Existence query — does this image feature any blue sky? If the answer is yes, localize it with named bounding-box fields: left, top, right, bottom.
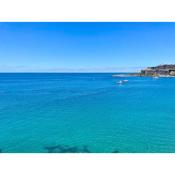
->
left=0, top=22, right=175, bottom=72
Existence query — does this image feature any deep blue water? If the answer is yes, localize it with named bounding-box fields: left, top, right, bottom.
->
left=0, top=73, right=175, bottom=153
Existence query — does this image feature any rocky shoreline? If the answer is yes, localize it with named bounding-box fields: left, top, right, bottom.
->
left=113, top=64, right=175, bottom=77
left=140, top=64, right=175, bottom=76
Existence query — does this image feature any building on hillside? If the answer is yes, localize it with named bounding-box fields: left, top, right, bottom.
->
left=140, top=64, right=175, bottom=76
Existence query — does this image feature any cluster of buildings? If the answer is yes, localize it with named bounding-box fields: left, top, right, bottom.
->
left=140, top=64, right=175, bottom=76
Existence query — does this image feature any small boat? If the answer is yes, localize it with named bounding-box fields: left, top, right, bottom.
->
left=117, top=80, right=123, bottom=84
left=153, top=76, right=159, bottom=79
left=123, top=80, right=128, bottom=82
left=117, top=80, right=128, bottom=84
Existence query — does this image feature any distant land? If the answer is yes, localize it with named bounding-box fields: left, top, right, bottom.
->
left=140, top=64, right=175, bottom=76
left=113, top=64, right=175, bottom=77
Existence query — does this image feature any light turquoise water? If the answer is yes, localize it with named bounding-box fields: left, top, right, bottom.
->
left=0, top=73, right=175, bottom=153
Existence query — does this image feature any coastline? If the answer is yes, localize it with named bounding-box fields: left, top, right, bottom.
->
left=113, top=64, right=175, bottom=78
left=112, top=73, right=175, bottom=78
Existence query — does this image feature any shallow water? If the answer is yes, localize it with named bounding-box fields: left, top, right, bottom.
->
left=0, top=73, right=175, bottom=153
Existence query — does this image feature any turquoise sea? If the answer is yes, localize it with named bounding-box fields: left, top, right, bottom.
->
left=0, top=73, right=175, bottom=153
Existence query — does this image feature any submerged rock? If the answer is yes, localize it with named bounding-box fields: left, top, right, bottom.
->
left=82, top=146, right=91, bottom=153
left=44, top=144, right=91, bottom=153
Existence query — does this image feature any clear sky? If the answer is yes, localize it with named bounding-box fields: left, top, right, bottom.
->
left=0, top=22, right=175, bottom=72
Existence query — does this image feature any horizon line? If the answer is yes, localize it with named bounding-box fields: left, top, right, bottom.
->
left=0, top=71, right=139, bottom=73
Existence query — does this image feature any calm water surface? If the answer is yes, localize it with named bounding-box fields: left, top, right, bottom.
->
left=0, top=73, right=175, bottom=153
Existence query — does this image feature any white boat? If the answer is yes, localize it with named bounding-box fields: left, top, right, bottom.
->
left=153, top=76, right=159, bottom=79
left=123, top=80, right=128, bottom=82
left=117, top=80, right=128, bottom=84
left=117, top=80, right=123, bottom=84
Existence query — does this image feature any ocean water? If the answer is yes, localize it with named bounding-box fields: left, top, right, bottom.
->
left=0, top=73, right=175, bottom=153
